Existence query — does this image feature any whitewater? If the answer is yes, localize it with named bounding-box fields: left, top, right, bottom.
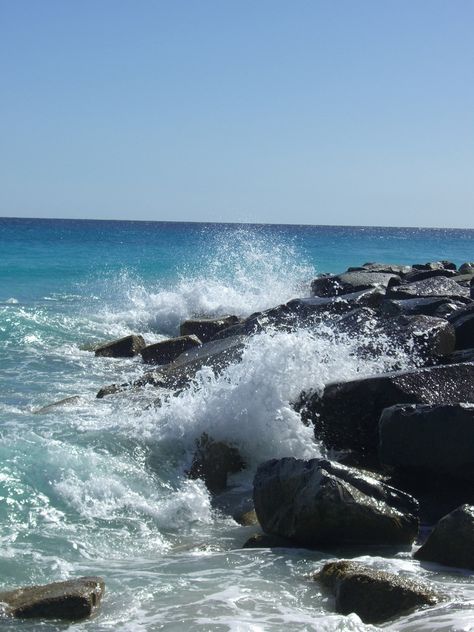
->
left=1, top=219, right=474, bottom=631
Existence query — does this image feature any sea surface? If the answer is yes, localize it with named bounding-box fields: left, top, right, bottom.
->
left=1, top=217, right=473, bottom=631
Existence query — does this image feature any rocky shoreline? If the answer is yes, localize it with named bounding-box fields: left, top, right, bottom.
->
left=6, top=259, right=474, bottom=625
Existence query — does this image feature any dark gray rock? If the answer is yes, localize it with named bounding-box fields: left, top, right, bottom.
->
left=379, top=403, right=474, bottom=483
left=453, top=273, right=474, bottom=288
left=403, top=268, right=457, bottom=283
left=412, top=261, right=457, bottom=271
left=242, top=533, right=299, bottom=549
left=448, top=304, right=474, bottom=350
left=414, top=504, right=474, bottom=570
left=234, top=509, right=259, bottom=526
left=94, top=334, right=146, bottom=358
left=253, top=458, right=419, bottom=547
left=187, top=434, right=245, bottom=494
left=33, top=396, right=82, bottom=414
left=459, top=262, right=474, bottom=275
left=381, top=297, right=468, bottom=319
left=347, top=262, right=412, bottom=276
left=140, top=334, right=201, bottom=364
left=315, top=560, right=438, bottom=624
left=299, top=363, right=474, bottom=464
left=180, top=316, right=241, bottom=342
left=96, top=383, right=127, bottom=398
left=442, top=347, right=474, bottom=365
left=387, top=276, right=470, bottom=301
left=311, top=271, right=400, bottom=297
left=0, top=576, right=104, bottom=621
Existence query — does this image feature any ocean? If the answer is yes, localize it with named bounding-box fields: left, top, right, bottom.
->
left=1, top=217, right=473, bottom=631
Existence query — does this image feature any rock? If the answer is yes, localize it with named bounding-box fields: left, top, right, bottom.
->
left=234, top=509, right=259, bottom=526
left=94, top=334, right=146, bottom=358
left=448, top=304, right=474, bottom=349
left=381, top=297, right=468, bottom=319
left=242, top=533, right=299, bottom=549
left=311, top=271, right=400, bottom=297
left=0, top=576, right=104, bottom=621
left=140, top=334, right=201, bottom=365
left=347, top=262, right=412, bottom=276
left=413, top=261, right=457, bottom=271
left=459, top=262, right=474, bottom=275
left=387, top=276, right=470, bottom=301
left=187, top=434, right=245, bottom=494
left=453, top=273, right=474, bottom=288
left=180, top=316, right=241, bottom=343
left=299, top=363, right=474, bottom=464
left=96, top=383, right=127, bottom=398
left=315, top=560, right=438, bottom=624
left=379, top=403, right=474, bottom=483
left=415, top=505, right=474, bottom=570
left=402, top=268, right=457, bottom=283
left=442, top=347, right=474, bottom=365
left=253, top=458, right=419, bottom=547
left=33, top=395, right=82, bottom=414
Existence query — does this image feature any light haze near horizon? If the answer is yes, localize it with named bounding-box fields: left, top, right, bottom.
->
left=0, top=1, right=473, bottom=228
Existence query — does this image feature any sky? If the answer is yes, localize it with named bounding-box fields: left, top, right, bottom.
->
left=0, top=1, right=473, bottom=228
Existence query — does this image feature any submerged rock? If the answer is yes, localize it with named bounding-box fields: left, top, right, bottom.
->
left=379, top=403, right=474, bottom=483
left=314, top=560, right=438, bottom=624
left=299, top=362, right=474, bottom=464
left=140, top=334, right=201, bottom=364
left=180, top=316, right=241, bottom=343
left=253, top=458, right=419, bottom=547
left=187, top=434, right=245, bottom=494
left=94, top=334, right=146, bottom=358
left=0, top=576, right=104, bottom=621
left=414, top=505, right=474, bottom=570
left=33, top=395, right=82, bottom=414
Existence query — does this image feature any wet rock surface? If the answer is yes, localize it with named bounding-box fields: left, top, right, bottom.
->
left=253, top=458, right=419, bottom=547
left=180, top=316, right=241, bottom=342
left=95, top=334, right=146, bottom=358
left=0, top=577, right=105, bottom=621
left=140, top=334, right=201, bottom=364
left=311, top=271, right=401, bottom=297
left=387, top=276, right=470, bottom=301
left=448, top=304, right=474, bottom=349
left=314, top=560, right=438, bottom=623
left=188, top=434, right=245, bottom=494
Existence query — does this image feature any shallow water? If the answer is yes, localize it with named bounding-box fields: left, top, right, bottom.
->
left=1, top=219, right=473, bottom=630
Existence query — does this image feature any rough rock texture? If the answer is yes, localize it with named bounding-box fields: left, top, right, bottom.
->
left=0, top=577, right=104, bottom=621
left=379, top=403, right=474, bottom=483
left=253, top=458, right=419, bottom=547
left=381, top=297, right=468, bottom=319
left=94, top=334, right=146, bottom=358
left=300, top=363, right=474, bottom=464
left=180, top=316, right=241, bottom=342
left=140, top=334, right=201, bottom=365
left=459, top=262, right=474, bottom=275
left=387, top=276, right=470, bottom=301
left=347, top=262, right=412, bottom=276
left=412, top=261, right=457, bottom=271
left=311, top=271, right=400, bottom=297
left=414, top=505, right=474, bottom=570
left=402, top=268, right=457, bottom=284
left=448, top=304, right=474, bottom=350
left=187, top=434, right=245, bottom=494
left=315, top=561, right=438, bottom=624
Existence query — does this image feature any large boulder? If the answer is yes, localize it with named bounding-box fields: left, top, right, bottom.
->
left=347, top=262, right=412, bottom=276
left=314, top=560, right=438, bottom=624
left=299, top=363, right=474, bottom=464
left=94, top=334, right=146, bottom=358
left=180, top=316, right=241, bottom=342
left=448, top=304, right=474, bottom=349
left=387, top=276, right=470, bottom=301
left=379, top=403, right=474, bottom=483
left=459, top=262, right=474, bottom=275
left=414, top=505, right=474, bottom=570
left=253, top=458, right=419, bottom=547
left=402, top=268, right=457, bottom=284
left=311, top=271, right=400, bottom=297
left=381, top=297, right=469, bottom=319
left=0, top=577, right=104, bottom=621
left=140, top=334, right=201, bottom=364
left=187, top=434, right=245, bottom=494
left=412, top=261, right=457, bottom=271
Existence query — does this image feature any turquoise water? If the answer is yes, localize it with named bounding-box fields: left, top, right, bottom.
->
left=1, top=218, right=473, bottom=631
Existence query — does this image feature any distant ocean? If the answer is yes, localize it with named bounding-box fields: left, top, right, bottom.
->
left=1, top=217, right=473, bottom=631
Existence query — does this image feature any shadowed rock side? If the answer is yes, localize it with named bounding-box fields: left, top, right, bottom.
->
left=140, top=334, right=201, bottom=364
left=311, top=271, right=401, bottom=297
left=253, top=458, right=419, bottom=547
left=95, top=334, right=146, bottom=358
left=415, top=505, right=474, bottom=570
left=0, top=577, right=105, bottom=621
left=180, top=316, right=241, bottom=342
left=314, top=561, right=439, bottom=624
left=187, top=434, right=245, bottom=494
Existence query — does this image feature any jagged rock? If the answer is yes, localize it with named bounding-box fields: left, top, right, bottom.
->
left=311, top=271, right=400, bottom=297
left=412, top=261, right=457, bottom=271
left=453, top=273, right=474, bottom=288
left=94, top=334, right=146, bottom=358
left=299, top=363, right=474, bottom=464
left=242, top=533, right=299, bottom=548
left=34, top=396, right=82, bottom=414
left=314, top=560, right=438, bottom=624
left=448, top=304, right=474, bottom=350
left=140, top=334, right=201, bottom=364
left=180, top=316, right=241, bottom=342
left=187, top=434, right=245, bottom=494
left=379, top=403, right=474, bottom=483
left=96, top=383, right=127, bottom=398
left=253, top=458, right=419, bottom=547
left=403, top=268, right=457, bottom=283
left=415, top=505, right=474, bottom=570
left=381, top=297, right=468, bottom=319
left=347, top=262, right=412, bottom=276
left=387, top=276, right=470, bottom=301
left=459, top=262, right=474, bottom=275
left=0, top=576, right=104, bottom=621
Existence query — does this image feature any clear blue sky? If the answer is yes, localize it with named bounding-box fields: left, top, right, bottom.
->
left=0, top=1, right=473, bottom=227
